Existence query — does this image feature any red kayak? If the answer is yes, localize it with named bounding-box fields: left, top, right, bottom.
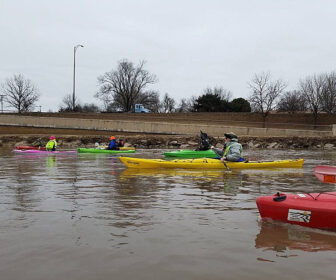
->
left=15, top=145, right=46, bottom=151
left=256, top=192, right=336, bottom=229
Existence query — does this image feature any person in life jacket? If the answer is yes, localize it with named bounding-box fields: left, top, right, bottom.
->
left=197, top=131, right=211, bottom=151
left=212, top=132, right=243, bottom=162
left=106, top=136, right=119, bottom=150
left=46, top=136, right=57, bottom=151
left=32, top=137, right=43, bottom=147
left=221, top=132, right=243, bottom=162
left=117, top=139, right=125, bottom=147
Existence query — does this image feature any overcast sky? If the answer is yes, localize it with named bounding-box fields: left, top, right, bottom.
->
left=1, top=0, right=336, bottom=111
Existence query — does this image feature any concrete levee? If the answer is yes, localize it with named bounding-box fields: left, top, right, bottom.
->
left=0, top=115, right=333, bottom=137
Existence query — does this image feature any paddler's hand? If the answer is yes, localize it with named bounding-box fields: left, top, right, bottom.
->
left=220, top=157, right=227, bottom=162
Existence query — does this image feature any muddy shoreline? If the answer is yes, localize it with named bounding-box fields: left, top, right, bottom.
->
left=1, top=134, right=336, bottom=150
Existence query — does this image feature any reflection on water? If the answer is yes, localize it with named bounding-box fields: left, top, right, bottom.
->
left=120, top=168, right=245, bottom=193
left=0, top=149, right=336, bottom=279
left=120, top=168, right=304, bottom=194
left=256, top=221, right=336, bottom=255
left=46, top=155, right=56, bottom=168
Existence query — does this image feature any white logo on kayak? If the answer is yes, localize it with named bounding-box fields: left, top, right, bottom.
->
left=287, top=209, right=311, bottom=223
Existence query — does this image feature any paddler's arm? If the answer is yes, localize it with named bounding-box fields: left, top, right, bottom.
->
left=211, top=146, right=224, bottom=157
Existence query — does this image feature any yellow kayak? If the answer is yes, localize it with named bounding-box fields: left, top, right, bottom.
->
left=119, top=157, right=304, bottom=169
left=96, top=146, right=135, bottom=151
left=119, top=147, right=135, bottom=150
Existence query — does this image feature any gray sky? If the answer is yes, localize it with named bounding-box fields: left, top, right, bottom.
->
left=1, top=0, right=336, bottom=111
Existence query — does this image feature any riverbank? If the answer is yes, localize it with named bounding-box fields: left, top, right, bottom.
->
left=2, top=134, right=336, bottom=150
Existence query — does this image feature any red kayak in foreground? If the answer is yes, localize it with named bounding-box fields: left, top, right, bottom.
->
left=256, top=192, right=336, bottom=229
left=15, top=145, right=46, bottom=151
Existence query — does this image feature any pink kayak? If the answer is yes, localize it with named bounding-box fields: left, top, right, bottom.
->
left=13, top=149, right=76, bottom=154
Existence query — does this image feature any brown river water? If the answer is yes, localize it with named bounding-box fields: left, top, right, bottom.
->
left=0, top=148, right=335, bottom=280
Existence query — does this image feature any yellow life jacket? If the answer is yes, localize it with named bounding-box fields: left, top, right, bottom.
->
left=224, top=144, right=231, bottom=156
left=46, top=140, right=57, bottom=150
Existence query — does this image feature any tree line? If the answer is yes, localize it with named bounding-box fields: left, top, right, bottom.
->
left=1, top=59, right=336, bottom=123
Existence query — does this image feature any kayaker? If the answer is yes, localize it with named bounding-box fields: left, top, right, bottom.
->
left=46, top=136, right=57, bottom=151
left=212, top=132, right=243, bottom=162
left=106, top=136, right=119, bottom=150
left=32, top=137, right=43, bottom=147
left=197, top=131, right=211, bottom=151
left=117, top=139, right=125, bottom=147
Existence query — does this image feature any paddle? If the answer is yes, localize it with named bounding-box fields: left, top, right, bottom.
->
left=314, top=165, right=336, bottom=184
left=211, top=147, right=231, bottom=172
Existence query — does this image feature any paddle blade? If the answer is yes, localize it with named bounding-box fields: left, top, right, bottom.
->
left=314, top=165, right=336, bottom=184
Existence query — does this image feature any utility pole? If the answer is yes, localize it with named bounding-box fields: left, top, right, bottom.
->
left=0, top=95, right=5, bottom=113
left=39, top=105, right=42, bottom=112
left=72, top=44, right=84, bottom=111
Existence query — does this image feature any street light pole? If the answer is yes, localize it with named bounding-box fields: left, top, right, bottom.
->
left=0, top=95, right=5, bottom=113
left=72, top=44, right=84, bottom=111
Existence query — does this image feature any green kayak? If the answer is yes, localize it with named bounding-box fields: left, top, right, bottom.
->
left=163, top=149, right=218, bottom=159
left=78, top=148, right=135, bottom=154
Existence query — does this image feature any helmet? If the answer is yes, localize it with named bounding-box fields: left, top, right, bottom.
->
left=49, top=136, right=56, bottom=140
left=110, top=136, right=115, bottom=140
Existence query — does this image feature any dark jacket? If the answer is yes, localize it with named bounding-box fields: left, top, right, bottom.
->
left=107, top=140, right=118, bottom=150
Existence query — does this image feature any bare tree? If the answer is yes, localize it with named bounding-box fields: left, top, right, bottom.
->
left=188, top=96, right=198, bottom=112
left=277, top=90, right=308, bottom=113
left=320, top=72, right=336, bottom=114
left=161, top=93, right=176, bottom=113
left=299, top=74, right=325, bottom=126
left=248, top=72, right=286, bottom=126
left=176, top=98, right=193, bottom=112
left=60, top=94, right=74, bottom=111
left=100, top=95, right=113, bottom=111
left=95, top=59, right=157, bottom=112
left=59, top=94, right=100, bottom=112
left=143, top=90, right=161, bottom=113
left=1, top=74, right=40, bottom=113
left=105, top=102, right=122, bottom=112
left=59, top=94, right=80, bottom=112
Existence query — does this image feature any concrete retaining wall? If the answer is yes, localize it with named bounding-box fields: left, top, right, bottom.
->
left=0, top=115, right=333, bottom=137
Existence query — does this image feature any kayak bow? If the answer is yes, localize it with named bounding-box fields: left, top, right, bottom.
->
left=256, top=192, right=336, bottom=229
